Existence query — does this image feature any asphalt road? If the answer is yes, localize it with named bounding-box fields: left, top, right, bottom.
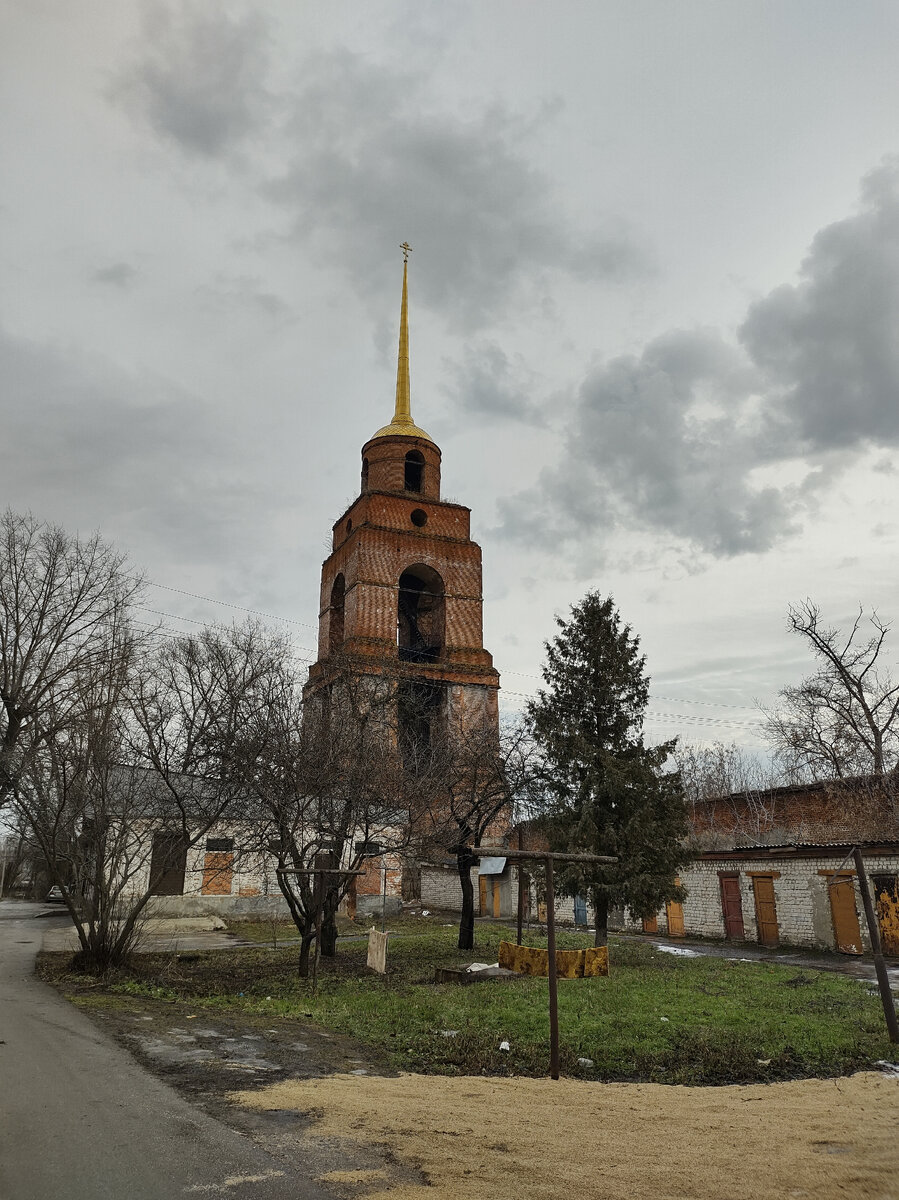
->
left=0, top=901, right=331, bottom=1200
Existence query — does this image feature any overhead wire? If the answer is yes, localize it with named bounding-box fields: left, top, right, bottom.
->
left=133, top=582, right=765, bottom=730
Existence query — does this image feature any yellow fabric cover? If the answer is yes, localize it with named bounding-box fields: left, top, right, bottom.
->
left=498, top=940, right=609, bottom=978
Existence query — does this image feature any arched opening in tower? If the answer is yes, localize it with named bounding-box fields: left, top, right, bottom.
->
left=329, top=573, right=345, bottom=654
left=397, top=565, right=444, bottom=663
left=404, top=450, right=425, bottom=493
left=361, top=457, right=369, bottom=491
left=398, top=680, right=445, bottom=772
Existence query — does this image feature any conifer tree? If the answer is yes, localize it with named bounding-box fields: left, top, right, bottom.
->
left=528, top=592, right=690, bottom=945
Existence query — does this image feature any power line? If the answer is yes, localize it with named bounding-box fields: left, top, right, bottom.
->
left=503, top=669, right=758, bottom=712
left=138, top=582, right=763, bottom=721
left=143, top=579, right=318, bottom=631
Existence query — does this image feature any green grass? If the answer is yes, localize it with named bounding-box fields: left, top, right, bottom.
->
left=39, top=918, right=896, bottom=1085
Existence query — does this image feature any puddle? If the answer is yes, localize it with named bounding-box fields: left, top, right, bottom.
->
left=654, top=944, right=701, bottom=958
left=133, top=1037, right=216, bottom=1065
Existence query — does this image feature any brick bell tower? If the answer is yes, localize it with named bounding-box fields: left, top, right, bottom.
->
left=304, top=246, right=500, bottom=745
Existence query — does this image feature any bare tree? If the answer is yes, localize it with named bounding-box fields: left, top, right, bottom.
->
left=246, top=658, right=426, bottom=976
left=674, top=741, right=787, bottom=840
left=0, top=510, right=141, bottom=811
left=12, top=620, right=284, bottom=971
left=425, top=713, right=537, bottom=951
left=764, top=602, right=899, bottom=780
left=0, top=815, right=32, bottom=897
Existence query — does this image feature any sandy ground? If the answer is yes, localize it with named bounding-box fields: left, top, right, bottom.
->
left=232, top=1071, right=899, bottom=1200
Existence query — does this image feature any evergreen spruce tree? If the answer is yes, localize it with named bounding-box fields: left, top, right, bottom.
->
left=528, top=592, right=691, bottom=945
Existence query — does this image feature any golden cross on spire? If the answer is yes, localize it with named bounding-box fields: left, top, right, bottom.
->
left=400, top=241, right=413, bottom=262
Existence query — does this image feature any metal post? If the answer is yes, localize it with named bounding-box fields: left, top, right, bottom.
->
left=544, top=855, right=560, bottom=1080
left=852, top=848, right=899, bottom=1043
left=516, top=827, right=525, bottom=947
left=311, top=858, right=324, bottom=996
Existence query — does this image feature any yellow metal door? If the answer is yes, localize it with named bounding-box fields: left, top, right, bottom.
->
left=478, top=874, right=488, bottom=917
left=828, top=875, right=863, bottom=955
left=492, top=879, right=502, bottom=918
left=665, top=900, right=685, bottom=937
left=873, top=876, right=899, bottom=955
left=752, top=875, right=779, bottom=948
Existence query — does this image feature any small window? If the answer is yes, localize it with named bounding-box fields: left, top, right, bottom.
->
left=346, top=518, right=353, bottom=534
left=206, top=837, right=234, bottom=853
left=355, top=840, right=382, bottom=857
left=361, top=458, right=369, bottom=491
left=404, top=450, right=424, bottom=492
left=410, top=508, right=427, bottom=527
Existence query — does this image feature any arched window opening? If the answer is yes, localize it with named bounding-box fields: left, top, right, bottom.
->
left=397, top=565, right=444, bottom=663
left=398, top=680, right=444, bottom=772
left=329, top=573, right=345, bottom=654
left=404, top=450, right=424, bottom=493
left=361, top=458, right=369, bottom=491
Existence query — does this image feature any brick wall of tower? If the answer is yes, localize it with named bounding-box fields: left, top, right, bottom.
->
left=308, top=431, right=499, bottom=704
left=361, top=435, right=441, bottom=500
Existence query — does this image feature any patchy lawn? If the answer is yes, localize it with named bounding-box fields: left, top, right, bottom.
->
left=37, top=917, right=895, bottom=1085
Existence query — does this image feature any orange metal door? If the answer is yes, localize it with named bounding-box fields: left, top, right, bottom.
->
left=752, top=875, right=779, bottom=948
left=642, top=915, right=658, bottom=934
left=873, top=875, right=899, bottom=955
left=719, top=874, right=744, bottom=939
left=492, top=879, right=502, bottom=918
left=828, top=875, right=863, bottom=954
left=665, top=900, right=685, bottom=937
left=478, top=874, right=488, bottom=916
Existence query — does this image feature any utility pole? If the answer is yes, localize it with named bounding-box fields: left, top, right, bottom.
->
left=852, top=848, right=899, bottom=1043
left=471, top=845, right=617, bottom=1079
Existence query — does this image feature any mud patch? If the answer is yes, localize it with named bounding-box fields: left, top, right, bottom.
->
left=67, top=995, right=417, bottom=1195
left=79, top=997, right=394, bottom=1098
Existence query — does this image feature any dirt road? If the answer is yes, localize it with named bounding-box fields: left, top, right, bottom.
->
left=232, top=1070, right=899, bottom=1200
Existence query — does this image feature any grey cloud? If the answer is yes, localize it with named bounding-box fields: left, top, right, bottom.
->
left=742, top=158, right=899, bottom=456
left=113, top=24, right=646, bottom=332
left=263, top=52, right=647, bottom=332
left=0, top=326, right=254, bottom=566
left=440, top=342, right=547, bottom=425
left=499, top=160, right=899, bottom=563
left=93, top=262, right=137, bottom=287
left=499, top=328, right=797, bottom=559
left=113, top=2, right=270, bottom=156
left=196, top=273, right=292, bottom=320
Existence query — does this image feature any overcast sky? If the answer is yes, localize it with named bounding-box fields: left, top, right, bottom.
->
left=3, top=1, right=899, bottom=755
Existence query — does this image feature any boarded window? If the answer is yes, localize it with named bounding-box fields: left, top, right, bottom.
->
left=149, top=832, right=188, bottom=896
left=202, top=849, right=234, bottom=896
left=206, top=838, right=234, bottom=852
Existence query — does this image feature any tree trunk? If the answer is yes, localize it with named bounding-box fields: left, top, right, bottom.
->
left=457, top=849, right=476, bottom=951
left=592, top=890, right=609, bottom=948
left=297, top=932, right=314, bottom=978
left=319, top=900, right=339, bottom=957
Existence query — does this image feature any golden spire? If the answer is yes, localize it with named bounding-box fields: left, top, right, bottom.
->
left=372, top=243, right=434, bottom=443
